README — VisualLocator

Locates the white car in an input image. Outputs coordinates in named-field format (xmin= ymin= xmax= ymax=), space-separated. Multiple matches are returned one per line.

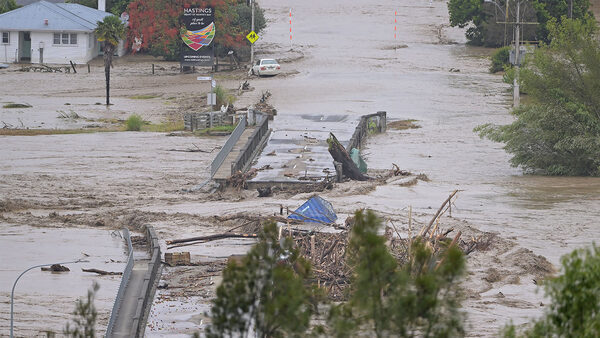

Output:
xmin=250 ymin=59 xmax=281 ymax=76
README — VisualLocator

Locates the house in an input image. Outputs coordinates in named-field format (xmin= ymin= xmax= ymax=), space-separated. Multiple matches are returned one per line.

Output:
xmin=0 ymin=0 xmax=123 ymax=64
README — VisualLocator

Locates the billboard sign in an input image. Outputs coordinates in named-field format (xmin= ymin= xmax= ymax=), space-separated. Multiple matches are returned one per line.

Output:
xmin=181 ymin=6 xmax=215 ymax=66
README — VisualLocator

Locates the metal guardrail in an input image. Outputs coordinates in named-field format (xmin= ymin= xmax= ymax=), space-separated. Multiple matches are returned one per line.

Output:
xmin=210 ymin=116 xmax=247 ymax=177
xmin=105 ymin=228 xmax=134 ymax=337
xmin=347 ymin=111 xmax=387 ymax=151
xmin=231 ymin=114 xmax=269 ymax=174
xmin=131 ymin=226 xmax=161 ymax=338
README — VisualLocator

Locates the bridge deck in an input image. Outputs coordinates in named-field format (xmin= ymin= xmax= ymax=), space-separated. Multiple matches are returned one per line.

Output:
xmin=213 ymin=127 xmax=255 ymax=181
xmin=110 ymin=260 xmax=150 ymax=337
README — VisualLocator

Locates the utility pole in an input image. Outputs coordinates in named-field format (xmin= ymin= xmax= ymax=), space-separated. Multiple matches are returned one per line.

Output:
xmin=513 ymin=2 xmax=520 ymax=107
xmin=250 ymin=0 xmax=255 ymax=66
xmin=569 ymin=0 xmax=573 ymax=18
xmin=513 ymin=0 xmax=520 ymax=107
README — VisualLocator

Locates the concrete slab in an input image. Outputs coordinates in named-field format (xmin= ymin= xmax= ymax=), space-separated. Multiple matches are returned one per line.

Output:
xmin=213 ymin=127 xmax=256 ymax=181
xmin=249 ymin=114 xmax=358 ymax=183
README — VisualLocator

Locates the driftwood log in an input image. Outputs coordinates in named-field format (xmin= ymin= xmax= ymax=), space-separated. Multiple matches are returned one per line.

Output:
xmin=419 ymin=190 xmax=459 ymax=238
xmin=327 ymin=133 xmax=369 ymax=181
xmin=82 ymin=268 xmax=122 ymax=275
xmin=167 ymin=233 xmax=258 ymax=246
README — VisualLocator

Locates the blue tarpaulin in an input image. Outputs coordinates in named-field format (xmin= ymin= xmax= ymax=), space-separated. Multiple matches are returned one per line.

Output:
xmin=288 ymin=196 xmax=337 ymax=224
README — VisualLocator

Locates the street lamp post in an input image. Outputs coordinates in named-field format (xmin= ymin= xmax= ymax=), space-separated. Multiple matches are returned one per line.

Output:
xmin=10 ymin=260 xmax=85 ymax=338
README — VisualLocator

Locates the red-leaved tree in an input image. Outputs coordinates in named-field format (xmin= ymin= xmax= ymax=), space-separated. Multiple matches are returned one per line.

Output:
xmin=127 ymin=0 xmax=246 ymax=60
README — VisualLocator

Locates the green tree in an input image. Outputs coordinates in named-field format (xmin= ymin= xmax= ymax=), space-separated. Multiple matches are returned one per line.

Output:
xmin=66 ymin=0 xmax=131 ymax=15
xmin=448 ymin=0 xmax=592 ymax=46
xmin=329 ymin=210 xmax=466 ymax=337
xmin=448 ymin=0 xmax=489 ymax=45
xmin=0 ymin=0 xmax=18 ymax=14
xmin=477 ymin=17 xmax=600 ymax=176
xmin=64 ymin=282 xmax=99 ymax=337
xmin=94 ymin=15 xmax=126 ymax=105
xmin=206 ymin=223 xmax=315 ymax=338
xmin=503 ymin=245 xmax=600 ymax=337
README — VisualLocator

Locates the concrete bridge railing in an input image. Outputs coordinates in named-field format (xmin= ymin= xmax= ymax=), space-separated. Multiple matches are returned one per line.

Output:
xmin=231 ymin=113 xmax=270 ymax=174
xmin=210 ymin=116 xmax=248 ymax=177
xmin=105 ymin=229 xmax=134 ymax=337
xmin=131 ymin=226 xmax=161 ymax=338
xmin=347 ymin=111 xmax=387 ymax=152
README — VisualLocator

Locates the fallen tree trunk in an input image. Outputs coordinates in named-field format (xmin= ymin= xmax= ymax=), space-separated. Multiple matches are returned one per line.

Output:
xmin=213 ymin=213 xmax=305 ymax=225
xmin=327 ymin=133 xmax=369 ymax=181
xmin=167 ymin=233 xmax=258 ymax=245
xmin=82 ymin=268 xmax=122 ymax=275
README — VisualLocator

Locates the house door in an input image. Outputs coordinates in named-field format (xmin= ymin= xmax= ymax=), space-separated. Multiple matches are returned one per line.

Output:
xmin=20 ymin=32 xmax=31 ymax=62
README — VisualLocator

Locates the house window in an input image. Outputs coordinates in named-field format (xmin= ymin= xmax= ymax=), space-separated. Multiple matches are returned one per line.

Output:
xmin=53 ymin=33 xmax=78 ymax=45
xmin=1 ymin=32 xmax=8 ymax=44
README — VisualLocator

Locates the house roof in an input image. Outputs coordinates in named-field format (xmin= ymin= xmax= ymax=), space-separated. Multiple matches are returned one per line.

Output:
xmin=16 ymin=0 xmax=63 ymax=6
xmin=0 ymin=1 xmax=113 ymax=32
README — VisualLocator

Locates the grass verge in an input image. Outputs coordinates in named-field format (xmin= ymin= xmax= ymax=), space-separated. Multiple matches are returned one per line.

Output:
xmin=388 ymin=119 xmax=421 ymax=130
xmin=194 ymin=124 xmax=236 ymax=135
xmin=129 ymin=94 xmax=160 ymax=100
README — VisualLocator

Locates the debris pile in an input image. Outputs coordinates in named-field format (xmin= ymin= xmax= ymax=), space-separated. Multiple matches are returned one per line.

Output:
xmin=284 ymin=228 xmax=351 ymax=301
xmin=255 ymin=90 xmax=277 ymax=119
xmin=19 ymin=64 xmax=71 ymax=73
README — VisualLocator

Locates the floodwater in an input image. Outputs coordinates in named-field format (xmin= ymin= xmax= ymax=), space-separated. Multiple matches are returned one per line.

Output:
xmin=247 ymin=0 xmax=600 ymax=334
xmin=0 ymin=0 xmax=598 ymax=336
xmin=0 ymin=224 xmax=125 ymax=336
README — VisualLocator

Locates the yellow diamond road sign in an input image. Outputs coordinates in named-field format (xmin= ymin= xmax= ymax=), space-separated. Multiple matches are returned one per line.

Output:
xmin=246 ymin=31 xmax=259 ymax=44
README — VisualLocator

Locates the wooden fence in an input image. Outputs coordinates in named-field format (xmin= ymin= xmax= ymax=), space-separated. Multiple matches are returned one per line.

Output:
xmin=184 ymin=112 xmax=226 ymax=131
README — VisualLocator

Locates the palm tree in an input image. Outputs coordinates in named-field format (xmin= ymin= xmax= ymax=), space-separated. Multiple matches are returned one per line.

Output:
xmin=94 ymin=16 xmax=126 ymax=105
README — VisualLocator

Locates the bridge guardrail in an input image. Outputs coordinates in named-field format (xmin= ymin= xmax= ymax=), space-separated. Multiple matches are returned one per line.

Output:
xmin=131 ymin=226 xmax=161 ymax=337
xmin=231 ymin=114 xmax=269 ymax=174
xmin=210 ymin=116 xmax=247 ymax=177
xmin=105 ymin=228 xmax=133 ymax=337
xmin=347 ymin=111 xmax=387 ymax=152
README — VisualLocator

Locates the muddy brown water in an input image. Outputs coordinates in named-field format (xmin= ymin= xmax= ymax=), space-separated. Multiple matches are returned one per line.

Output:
xmin=246 ymin=0 xmax=600 ymax=335
xmin=1 ymin=0 xmax=599 ymax=336
xmin=0 ymin=224 xmax=125 ymax=336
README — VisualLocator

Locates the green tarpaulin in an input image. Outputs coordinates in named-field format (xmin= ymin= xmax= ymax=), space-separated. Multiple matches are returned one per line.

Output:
xmin=350 ymin=148 xmax=368 ymax=174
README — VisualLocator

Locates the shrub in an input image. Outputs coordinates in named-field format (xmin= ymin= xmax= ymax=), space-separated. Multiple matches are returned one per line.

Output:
xmin=206 ymin=223 xmax=315 ymax=338
xmin=213 ymin=85 xmax=235 ymax=108
xmin=503 ymin=245 xmax=600 ymax=337
xmin=64 ymin=282 xmax=99 ymax=337
xmin=490 ymin=46 xmax=512 ymax=73
xmin=125 ymin=114 xmax=144 ymax=131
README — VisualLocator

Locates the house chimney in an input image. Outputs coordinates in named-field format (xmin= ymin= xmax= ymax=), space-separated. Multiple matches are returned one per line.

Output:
xmin=98 ymin=0 xmax=106 ymax=12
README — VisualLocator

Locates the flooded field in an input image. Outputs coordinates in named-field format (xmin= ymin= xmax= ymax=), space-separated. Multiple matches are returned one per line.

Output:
xmin=0 ymin=0 xmax=599 ymax=336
